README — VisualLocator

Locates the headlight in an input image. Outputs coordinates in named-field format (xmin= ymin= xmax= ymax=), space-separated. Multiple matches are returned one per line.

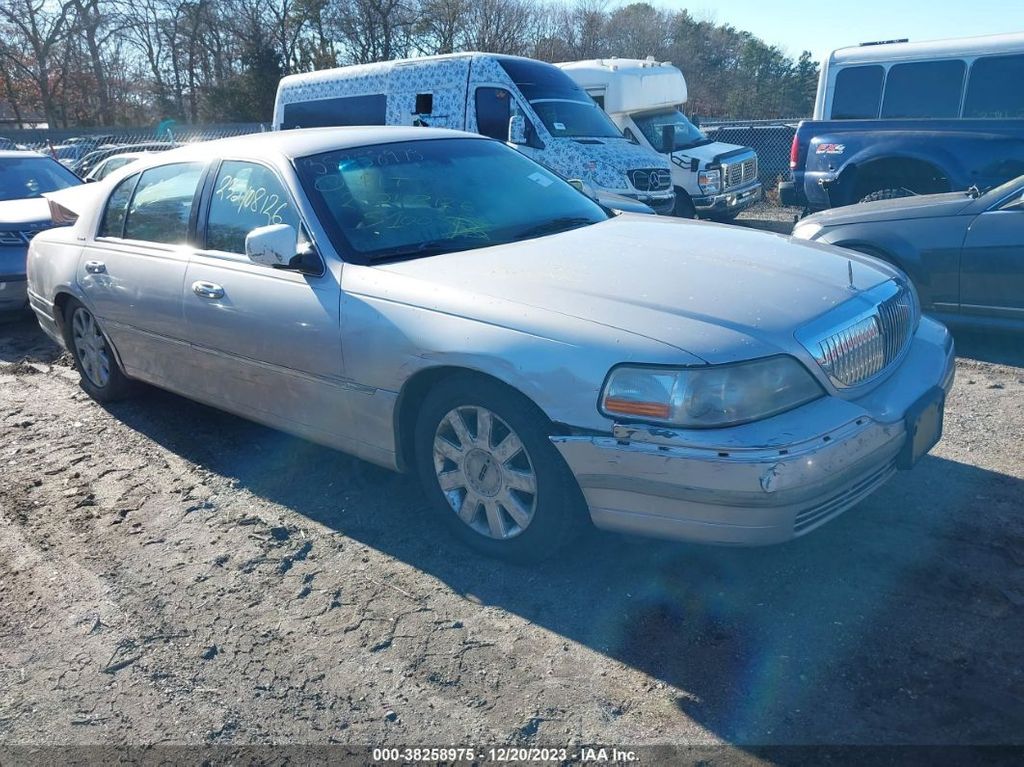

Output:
xmin=599 ymin=356 xmax=824 ymax=428
xmin=792 ymin=222 xmax=822 ymax=240
xmin=698 ymin=169 xmax=721 ymax=195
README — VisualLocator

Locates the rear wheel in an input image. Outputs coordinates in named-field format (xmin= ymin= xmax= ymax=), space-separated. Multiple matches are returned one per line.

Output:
xmin=859 ymin=188 xmax=914 ymax=204
xmin=63 ymin=298 xmax=133 ymax=402
xmin=413 ymin=376 xmax=587 ymax=562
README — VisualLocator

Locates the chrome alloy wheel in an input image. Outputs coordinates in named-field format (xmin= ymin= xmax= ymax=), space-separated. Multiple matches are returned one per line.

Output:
xmin=71 ymin=307 xmax=112 ymax=388
xmin=432 ymin=405 xmax=538 ymax=540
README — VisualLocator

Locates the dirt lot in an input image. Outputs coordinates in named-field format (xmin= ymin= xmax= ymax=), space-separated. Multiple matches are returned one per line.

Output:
xmin=1 ymin=306 xmax=1023 ymax=751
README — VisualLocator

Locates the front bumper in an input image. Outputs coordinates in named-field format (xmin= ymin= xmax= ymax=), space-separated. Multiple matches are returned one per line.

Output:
xmin=617 ymin=190 xmax=676 ymax=216
xmin=693 ymin=180 xmax=762 ymax=215
xmin=552 ymin=318 xmax=955 ymax=546
xmin=0 ymin=275 xmax=28 ymax=313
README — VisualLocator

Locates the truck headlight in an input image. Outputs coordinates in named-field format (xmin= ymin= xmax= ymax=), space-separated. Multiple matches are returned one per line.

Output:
xmin=599 ymin=357 xmax=823 ymax=428
xmin=698 ymin=169 xmax=721 ymax=195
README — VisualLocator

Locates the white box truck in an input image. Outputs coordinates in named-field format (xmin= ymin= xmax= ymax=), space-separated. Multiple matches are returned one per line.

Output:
xmin=273 ymin=53 xmax=676 ymax=214
xmin=558 ymin=58 xmax=762 ymax=219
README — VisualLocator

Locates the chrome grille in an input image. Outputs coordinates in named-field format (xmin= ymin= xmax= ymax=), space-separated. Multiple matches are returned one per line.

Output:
xmin=798 ymin=281 xmax=916 ymax=388
xmin=629 ymin=168 xmax=671 ymax=192
xmin=722 ymin=156 xmax=757 ymax=190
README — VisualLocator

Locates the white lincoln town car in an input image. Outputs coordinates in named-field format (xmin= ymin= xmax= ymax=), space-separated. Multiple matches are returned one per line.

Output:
xmin=27 ymin=128 xmax=955 ymax=560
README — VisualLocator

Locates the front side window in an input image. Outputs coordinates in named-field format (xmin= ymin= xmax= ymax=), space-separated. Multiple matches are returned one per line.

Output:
xmin=881 ymin=60 xmax=966 ymax=119
xmin=98 ymin=173 xmax=138 ymax=238
xmin=123 ymin=162 xmax=204 ymax=244
xmin=0 ymin=156 xmax=81 ymax=201
xmin=206 ymin=161 xmax=301 ymax=254
xmin=965 ymin=54 xmax=1024 ymax=118
xmin=475 ymin=87 xmax=512 ymax=141
xmin=296 ymin=138 xmax=607 ymax=263
xmin=633 ymin=109 xmax=709 ymax=151
xmin=830 ymin=65 xmax=884 ymax=119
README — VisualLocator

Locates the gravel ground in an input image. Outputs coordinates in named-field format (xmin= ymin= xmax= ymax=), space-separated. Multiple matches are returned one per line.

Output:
xmin=1 ymin=300 xmax=1023 ymax=751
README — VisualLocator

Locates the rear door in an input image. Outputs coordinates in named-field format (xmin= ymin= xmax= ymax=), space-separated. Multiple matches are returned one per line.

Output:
xmin=78 ymin=161 xmax=206 ymax=388
xmin=959 ymin=189 xmax=1024 ymax=322
xmin=182 ymin=158 xmax=348 ymax=439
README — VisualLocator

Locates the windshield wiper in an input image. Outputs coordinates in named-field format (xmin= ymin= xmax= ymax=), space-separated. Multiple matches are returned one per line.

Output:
xmin=516 ymin=216 xmax=597 ymax=240
xmin=369 ymin=238 xmax=491 ymax=262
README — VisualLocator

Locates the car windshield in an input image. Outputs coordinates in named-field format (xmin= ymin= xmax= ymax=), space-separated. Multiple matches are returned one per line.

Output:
xmin=633 ymin=109 xmax=710 ymax=152
xmin=296 ymin=138 xmax=609 ymax=263
xmin=0 ymin=156 xmax=81 ymax=201
xmin=530 ymin=99 xmax=623 ymax=139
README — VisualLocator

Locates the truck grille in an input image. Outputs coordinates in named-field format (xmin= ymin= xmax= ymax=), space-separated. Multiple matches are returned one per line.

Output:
xmin=798 ymin=281 xmax=916 ymax=388
xmin=629 ymin=168 xmax=671 ymax=192
xmin=722 ymin=156 xmax=757 ymax=190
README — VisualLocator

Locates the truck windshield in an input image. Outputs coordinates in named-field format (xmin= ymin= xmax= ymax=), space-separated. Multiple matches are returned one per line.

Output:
xmin=633 ymin=110 xmax=710 ymax=152
xmin=0 ymin=156 xmax=81 ymax=201
xmin=530 ymin=99 xmax=624 ymax=139
xmin=296 ymin=138 xmax=608 ymax=263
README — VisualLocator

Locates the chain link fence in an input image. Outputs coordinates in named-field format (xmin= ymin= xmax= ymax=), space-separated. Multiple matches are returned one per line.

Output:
xmin=3 ymin=119 xmax=804 ymax=207
xmin=702 ymin=118 xmax=802 ymax=207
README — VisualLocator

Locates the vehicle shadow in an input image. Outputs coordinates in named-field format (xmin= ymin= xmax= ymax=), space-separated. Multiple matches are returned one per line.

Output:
xmin=101 ymin=384 xmax=1024 ymax=746
xmin=952 ymin=328 xmax=1024 ymax=368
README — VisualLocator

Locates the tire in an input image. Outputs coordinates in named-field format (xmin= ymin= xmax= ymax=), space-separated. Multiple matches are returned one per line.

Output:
xmin=413 ymin=375 xmax=588 ymax=562
xmin=672 ymin=189 xmax=697 ymax=219
xmin=62 ymin=298 xmax=133 ymax=402
xmin=859 ymin=188 xmax=914 ymax=204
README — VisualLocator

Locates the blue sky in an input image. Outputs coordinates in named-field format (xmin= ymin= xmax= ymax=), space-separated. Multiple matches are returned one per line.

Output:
xmin=644 ymin=0 xmax=1024 ymax=62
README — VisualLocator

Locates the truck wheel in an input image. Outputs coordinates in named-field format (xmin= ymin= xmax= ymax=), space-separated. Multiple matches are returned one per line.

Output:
xmin=413 ymin=375 xmax=588 ymax=562
xmin=673 ymin=189 xmax=696 ymax=219
xmin=859 ymin=188 xmax=914 ymax=204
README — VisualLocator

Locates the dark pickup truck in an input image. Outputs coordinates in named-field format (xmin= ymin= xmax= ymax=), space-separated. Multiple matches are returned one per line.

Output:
xmin=779 ymin=118 xmax=1024 ymax=212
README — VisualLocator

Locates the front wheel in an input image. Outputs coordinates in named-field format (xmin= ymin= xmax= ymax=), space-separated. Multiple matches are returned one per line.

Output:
xmin=672 ymin=189 xmax=697 ymax=219
xmin=413 ymin=376 xmax=587 ymax=562
xmin=63 ymin=298 xmax=133 ymax=402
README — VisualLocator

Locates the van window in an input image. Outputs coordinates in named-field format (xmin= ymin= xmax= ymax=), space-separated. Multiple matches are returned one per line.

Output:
xmin=831 ymin=65 xmax=884 ymax=119
xmin=123 ymin=163 xmax=204 ymax=244
xmin=476 ymin=88 xmax=512 ymax=141
xmin=880 ymin=60 xmax=966 ymax=119
xmin=964 ymin=54 xmax=1024 ymax=118
xmin=281 ymin=94 xmax=386 ymax=129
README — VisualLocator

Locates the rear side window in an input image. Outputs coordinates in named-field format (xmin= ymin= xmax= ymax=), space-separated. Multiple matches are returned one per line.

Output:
xmin=98 ymin=173 xmax=138 ymax=238
xmin=475 ymin=87 xmax=511 ymax=141
xmin=830 ymin=65 xmax=884 ymax=119
xmin=206 ymin=161 xmax=301 ymax=255
xmin=881 ymin=60 xmax=966 ymax=118
xmin=281 ymin=94 xmax=386 ymax=129
xmin=964 ymin=54 xmax=1024 ymax=118
xmin=123 ymin=163 xmax=204 ymax=244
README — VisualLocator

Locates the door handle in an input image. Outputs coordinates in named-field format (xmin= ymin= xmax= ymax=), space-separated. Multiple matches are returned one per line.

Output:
xmin=192 ymin=280 xmax=225 ymax=300
xmin=84 ymin=260 xmax=106 ymax=274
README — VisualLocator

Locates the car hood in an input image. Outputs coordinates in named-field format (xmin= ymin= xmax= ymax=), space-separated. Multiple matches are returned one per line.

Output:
xmin=806 ymin=191 xmax=976 ymax=226
xmin=670 ymin=140 xmax=748 ymax=166
xmin=542 ymin=137 xmax=671 ymax=187
xmin=370 ymin=215 xmax=900 ymax=364
xmin=0 ymin=197 xmax=51 ymax=227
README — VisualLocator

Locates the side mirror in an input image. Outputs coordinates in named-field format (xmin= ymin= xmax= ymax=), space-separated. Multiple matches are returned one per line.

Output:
xmin=508 ymin=114 xmax=528 ymax=145
xmin=661 ymin=124 xmax=675 ymax=153
xmin=566 ymin=178 xmax=585 ymax=193
xmin=566 ymin=178 xmax=598 ymax=201
xmin=246 ymin=223 xmax=297 ymax=268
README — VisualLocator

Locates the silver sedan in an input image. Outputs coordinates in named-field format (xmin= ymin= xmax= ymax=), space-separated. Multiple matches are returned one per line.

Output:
xmin=27 ymin=127 xmax=955 ymax=560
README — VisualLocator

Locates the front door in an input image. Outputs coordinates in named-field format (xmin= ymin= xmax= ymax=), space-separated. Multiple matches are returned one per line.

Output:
xmin=182 ymin=159 xmax=348 ymax=442
xmin=959 ymin=195 xmax=1024 ymax=322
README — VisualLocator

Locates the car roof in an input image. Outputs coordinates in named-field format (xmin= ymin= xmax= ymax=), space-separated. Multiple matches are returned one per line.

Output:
xmin=0 ymin=150 xmax=47 ymax=159
xmin=151 ymin=126 xmax=482 ymax=163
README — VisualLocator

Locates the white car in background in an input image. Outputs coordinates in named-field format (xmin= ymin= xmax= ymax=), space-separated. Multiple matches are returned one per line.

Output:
xmin=84 ymin=152 xmax=149 ymax=182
